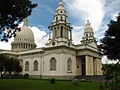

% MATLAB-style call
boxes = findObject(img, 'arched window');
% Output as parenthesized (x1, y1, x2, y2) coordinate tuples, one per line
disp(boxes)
(61, 16, 63, 21)
(67, 58, 72, 72)
(86, 33, 88, 37)
(25, 61, 29, 71)
(61, 26, 63, 37)
(50, 57, 56, 70)
(55, 29, 57, 37)
(56, 17, 58, 21)
(34, 60, 38, 71)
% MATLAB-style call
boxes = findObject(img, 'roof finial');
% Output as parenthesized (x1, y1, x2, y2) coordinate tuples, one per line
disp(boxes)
(87, 19, 89, 23)
(23, 18, 28, 26)
(86, 19, 90, 25)
(58, 0, 63, 7)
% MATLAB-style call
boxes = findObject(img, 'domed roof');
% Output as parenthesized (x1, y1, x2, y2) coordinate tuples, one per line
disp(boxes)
(11, 18, 36, 51)
(14, 19, 35, 43)
(84, 20, 93, 33)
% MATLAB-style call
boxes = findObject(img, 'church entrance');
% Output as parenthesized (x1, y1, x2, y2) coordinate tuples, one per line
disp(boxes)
(81, 56, 85, 76)
(76, 56, 86, 76)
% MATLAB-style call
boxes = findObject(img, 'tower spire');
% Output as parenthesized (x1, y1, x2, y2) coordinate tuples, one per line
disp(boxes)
(46, 0, 73, 47)
(81, 20, 95, 44)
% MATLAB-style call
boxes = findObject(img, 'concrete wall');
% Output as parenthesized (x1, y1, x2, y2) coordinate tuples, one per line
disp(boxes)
(42, 53, 76, 77)
(21, 54, 42, 76)
(76, 57, 82, 75)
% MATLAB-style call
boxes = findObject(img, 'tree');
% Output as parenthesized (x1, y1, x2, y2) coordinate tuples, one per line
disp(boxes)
(100, 13, 120, 90)
(0, 54, 8, 78)
(0, 0, 37, 42)
(101, 64, 120, 90)
(100, 13, 120, 61)
(0, 54, 22, 78)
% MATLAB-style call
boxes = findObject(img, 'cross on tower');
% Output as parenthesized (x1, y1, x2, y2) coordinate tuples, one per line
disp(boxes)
(87, 19, 89, 23)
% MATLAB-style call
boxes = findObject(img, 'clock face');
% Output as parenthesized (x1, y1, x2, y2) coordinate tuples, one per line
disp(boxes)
(52, 42, 56, 46)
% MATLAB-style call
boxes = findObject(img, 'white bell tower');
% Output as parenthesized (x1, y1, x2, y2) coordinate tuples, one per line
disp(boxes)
(46, 0, 73, 47)
(81, 20, 95, 44)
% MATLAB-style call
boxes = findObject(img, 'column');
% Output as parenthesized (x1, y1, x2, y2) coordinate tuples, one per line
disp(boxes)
(85, 56, 94, 75)
(85, 55, 89, 75)
(96, 58, 102, 75)
(53, 29, 55, 39)
(93, 58, 97, 75)
(49, 30, 51, 40)
(70, 30, 72, 40)
(90, 56, 94, 75)
(66, 28, 68, 39)
(59, 25, 61, 37)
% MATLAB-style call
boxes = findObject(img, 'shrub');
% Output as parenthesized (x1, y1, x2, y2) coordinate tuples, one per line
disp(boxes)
(79, 80, 93, 82)
(24, 73, 29, 79)
(50, 78, 56, 84)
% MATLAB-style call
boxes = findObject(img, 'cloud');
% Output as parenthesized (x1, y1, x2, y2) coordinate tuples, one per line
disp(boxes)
(63, 0, 105, 31)
(0, 38, 14, 50)
(40, 4, 54, 14)
(0, 22, 24, 50)
(72, 25, 84, 44)
(18, 22, 24, 28)
(30, 26, 48, 48)
(0, 24, 48, 50)
(102, 56, 119, 64)
(105, 0, 120, 14)
(73, 25, 82, 31)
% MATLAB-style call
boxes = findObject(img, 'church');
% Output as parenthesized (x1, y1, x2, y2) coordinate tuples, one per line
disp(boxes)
(0, 0, 102, 79)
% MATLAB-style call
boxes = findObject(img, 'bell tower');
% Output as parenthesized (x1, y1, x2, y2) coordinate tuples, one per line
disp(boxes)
(81, 20, 95, 44)
(46, 0, 73, 47)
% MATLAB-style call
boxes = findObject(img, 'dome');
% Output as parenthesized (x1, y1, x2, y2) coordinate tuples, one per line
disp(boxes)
(15, 25, 35, 43)
(84, 20, 93, 33)
(11, 19, 36, 51)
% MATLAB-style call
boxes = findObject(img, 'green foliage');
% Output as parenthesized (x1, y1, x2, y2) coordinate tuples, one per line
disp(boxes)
(100, 12, 120, 90)
(0, 0, 37, 41)
(102, 63, 120, 90)
(24, 73, 29, 79)
(50, 78, 56, 84)
(0, 54, 22, 78)
(100, 13, 120, 60)
(79, 80, 93, 82)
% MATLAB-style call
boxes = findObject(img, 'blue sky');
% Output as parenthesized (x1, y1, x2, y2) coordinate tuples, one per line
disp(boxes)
(0, 0, 120, 63)
(28, 0, 120, 42)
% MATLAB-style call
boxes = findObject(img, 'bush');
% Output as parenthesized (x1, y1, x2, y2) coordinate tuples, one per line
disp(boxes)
(72, 79, 78, 86)
(50, 78, 56, 84)
(79, 80, 93, 82)
(24, 73, 29, 79)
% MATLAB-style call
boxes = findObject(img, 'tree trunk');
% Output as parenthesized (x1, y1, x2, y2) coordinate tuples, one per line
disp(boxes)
(0, 71, 3, 79)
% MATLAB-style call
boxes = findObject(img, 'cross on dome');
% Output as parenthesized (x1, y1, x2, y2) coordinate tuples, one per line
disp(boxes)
(87, 19, 89, 23)
(87, 19, 90, 24)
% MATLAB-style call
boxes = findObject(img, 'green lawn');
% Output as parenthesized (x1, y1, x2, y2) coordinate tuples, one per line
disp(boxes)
(0, 79, 100, 90)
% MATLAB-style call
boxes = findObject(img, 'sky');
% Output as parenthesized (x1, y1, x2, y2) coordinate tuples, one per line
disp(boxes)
(0, 0, 120, 63)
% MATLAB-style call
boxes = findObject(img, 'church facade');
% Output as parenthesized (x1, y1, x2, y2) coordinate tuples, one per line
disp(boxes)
(0, 0, 102, 79)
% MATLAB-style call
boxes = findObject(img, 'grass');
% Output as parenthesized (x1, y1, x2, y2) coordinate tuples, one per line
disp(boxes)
(0, 79, 100, 90)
